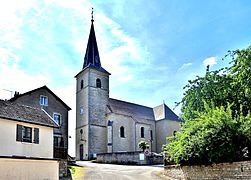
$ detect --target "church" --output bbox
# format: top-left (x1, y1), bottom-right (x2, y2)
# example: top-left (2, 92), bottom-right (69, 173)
top-left (75, 15), bottom-right (181, 160)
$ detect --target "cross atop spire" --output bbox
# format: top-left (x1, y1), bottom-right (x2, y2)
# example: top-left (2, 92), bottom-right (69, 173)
top-left (82, 8), bottom-right (110, 75)
top-left (91, 7), bottom-right (94, 22)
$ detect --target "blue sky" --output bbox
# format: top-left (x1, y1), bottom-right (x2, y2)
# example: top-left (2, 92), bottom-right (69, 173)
top-left (1, 0), bottom-right (251, 155)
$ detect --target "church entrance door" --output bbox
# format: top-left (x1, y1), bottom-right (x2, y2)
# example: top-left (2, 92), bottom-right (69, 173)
top-left (80, 144), bottom-right (84, 160)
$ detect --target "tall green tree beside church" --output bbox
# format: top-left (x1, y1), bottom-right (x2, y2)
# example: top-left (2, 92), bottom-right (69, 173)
top-left (177, 46), bottom-right (251, 120)
top-left (163, 104), bottom-right (251, 165)
top-left (164, 46), bottom-right (251, 165)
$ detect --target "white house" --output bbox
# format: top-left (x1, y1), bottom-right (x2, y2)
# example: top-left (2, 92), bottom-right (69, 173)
top-left (0, 100), bottom-right (59, 180)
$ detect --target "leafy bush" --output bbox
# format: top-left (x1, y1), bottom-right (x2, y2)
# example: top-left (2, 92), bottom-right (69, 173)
top-left (163, 104), bottom-right (251, 165)
top-left (138, 141), bottom-right (149, 152)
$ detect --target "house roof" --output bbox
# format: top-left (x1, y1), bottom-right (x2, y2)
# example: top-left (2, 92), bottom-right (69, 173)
top-left (10, 85), bottom-right (71, 111)
top-left (108, 98), bottom-right (155, 120)
top-left (0, 100), bottom-right (58, 127)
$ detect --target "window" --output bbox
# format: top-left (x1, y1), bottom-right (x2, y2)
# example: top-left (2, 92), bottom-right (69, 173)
top-left (96, 78), bottom-right (101, 88)
top-left (80, 107), bottom-right (84, 115)
top-left (53, 113), bottom-right (61, 125)
top-left (40, 95), bottom-right (48, 106)
top-left (141, 127), bottom-right (145, 138)
top-left (80, 80), bottom-right (84, 89)
top-left (22, 126), bottom-right (32, 143)
top-left (54, 135), bottom-right (64, 147)
top-left (120, 126), bottom-right (125, 138)
top-left (16, 125), bottom-right (39, 144)
top-left (150, 130), bottom-right (153, 141)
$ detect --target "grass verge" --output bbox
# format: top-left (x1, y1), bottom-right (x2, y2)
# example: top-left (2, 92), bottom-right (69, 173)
top-left (69, 166), bottom-right (87, 179)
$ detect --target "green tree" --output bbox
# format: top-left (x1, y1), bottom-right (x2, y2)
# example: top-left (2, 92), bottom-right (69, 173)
top-left (138, 141), bottom-right (149, 152)
top-left (165, 46), bottom-right (251, 165)
top-left (226, 46), bottom-right (251, 116)
top-left (163, 104), bottom-right (251, 165)
top-left (177, 46), bottom-right (251, 120)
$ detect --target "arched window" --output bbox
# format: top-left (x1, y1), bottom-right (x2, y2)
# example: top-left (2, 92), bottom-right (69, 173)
top-left (120, 126), bottom-right (125, 138)
top-left (80, 80), bottom-right (84, 89)
top-left (96, 78), bottom-right (101, 88)
top-left (141, 127), bottom-right (144, 138)
top-left (150, 130), bottom-right (153, 141)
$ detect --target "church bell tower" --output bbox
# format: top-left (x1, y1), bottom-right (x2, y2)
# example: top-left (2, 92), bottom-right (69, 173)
top-left (75, 9), bottom-right (110, 160)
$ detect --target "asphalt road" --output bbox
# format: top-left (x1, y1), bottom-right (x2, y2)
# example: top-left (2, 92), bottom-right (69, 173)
top-left (76, 161), bottom-right (164, 180)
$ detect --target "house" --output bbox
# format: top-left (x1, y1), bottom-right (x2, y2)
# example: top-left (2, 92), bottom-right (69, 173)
top-left (11, 85), bottom-right (71, 159)
top-left (0, 99), bottom-right (59, 180)
top-left (75, 16), bottom-right (181, 160)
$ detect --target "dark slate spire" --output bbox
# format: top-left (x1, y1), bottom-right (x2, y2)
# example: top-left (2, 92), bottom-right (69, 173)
top-left (82, 8), bottom-right (110, 75)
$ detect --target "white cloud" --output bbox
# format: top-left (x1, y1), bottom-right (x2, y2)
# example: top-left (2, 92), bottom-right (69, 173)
top-left (177, 62), bottom-right (192, 71)
top-left (0, 63), bottom-right (51, 99)
top-left (203, 56), bottom-right (217, 67)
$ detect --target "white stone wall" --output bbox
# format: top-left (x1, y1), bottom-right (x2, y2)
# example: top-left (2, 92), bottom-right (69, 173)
top-left (156, 119), bottom-right (181, 153)
top-left (0, 158), bottom-right (58, 180)
top-left (89, 125), bottom-right (107, 156)
top-left (135, 120), bottom-right (156, 152)
top-left (76, 70), bottom-right (89, 128)
top-left (76, 125), bottom-right (88, 160)
top-left (107, 113), bottom-right (135, 152)
top-left (76, 68), bottom-right (109, 160)
top-left (0, 118), bottom-right (54, 158)
top-left (76, 70), bottom-right (89, 160)
top-left (107, 113), bottom-right (157, 152)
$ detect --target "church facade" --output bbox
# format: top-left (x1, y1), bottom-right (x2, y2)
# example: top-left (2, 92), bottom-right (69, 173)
top-left (75, 18), bottom-right (181, 160)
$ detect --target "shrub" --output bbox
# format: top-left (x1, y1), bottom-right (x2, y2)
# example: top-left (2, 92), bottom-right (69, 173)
top-left (163, 103), bottom-right (251, 165)
top-left (138, 141), bottom-right (149, 152)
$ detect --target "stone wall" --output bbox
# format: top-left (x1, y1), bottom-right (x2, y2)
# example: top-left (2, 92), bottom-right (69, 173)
top-left (163, 160), bottom-right (251, 179)
top-left (76, 68), bottom-right (109, 160)
top-left (0, 157), bottom-right (58, 180)
top-left (59, 159), bottom-right (68, 177)
top-left (97, 152), bottom-right (163, 165)
top-left (156, 119), bottom-right (180, 153)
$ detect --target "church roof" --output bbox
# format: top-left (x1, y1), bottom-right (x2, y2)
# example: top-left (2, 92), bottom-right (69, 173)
top-left (82, 17), bottom-right (110, 75)
top-left (0, 100), bottom-right (58, 128)
top-left (108, 98), bottom-right (155, 120)
top-left (108, 98), bottom-right (180, 122)
top-left (153, 104), bottom-right (180, 121)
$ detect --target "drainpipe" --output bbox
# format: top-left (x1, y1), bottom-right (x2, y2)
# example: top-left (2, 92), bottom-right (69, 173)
top-left (112, 123), bottom-right (113, 153)
top-left (135, 122), bottom-right (137, 151)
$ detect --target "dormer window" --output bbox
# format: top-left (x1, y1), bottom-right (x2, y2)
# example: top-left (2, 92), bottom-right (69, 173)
top-left (96, 78), bottom-right (101, 88)
top-left (40, 95), bottom-right (48, 106)
top-left (80, 80), bottom-right (84, 89)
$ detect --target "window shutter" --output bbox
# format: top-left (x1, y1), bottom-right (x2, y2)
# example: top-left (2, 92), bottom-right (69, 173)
top-left (16, 124), bottom-right (23, 142)
top-left (34, 128), bottom-right (39, 144)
